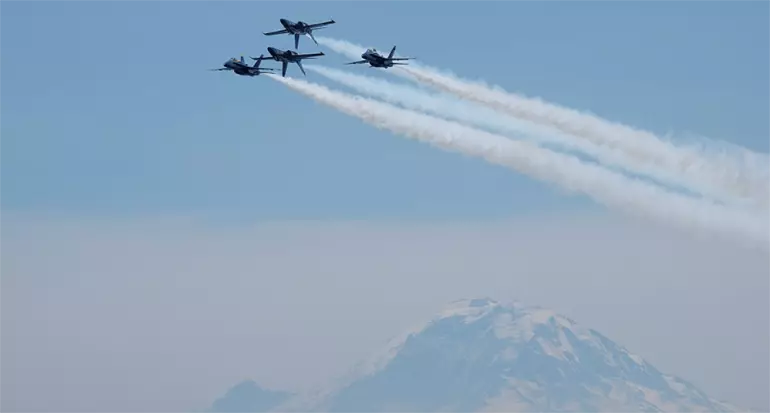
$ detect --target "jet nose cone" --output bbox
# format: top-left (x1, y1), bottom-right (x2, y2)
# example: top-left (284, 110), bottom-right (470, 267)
top-left (280, 18), bottom-right (289, 25)
top-left (267, 47), bottom-right (277, 54)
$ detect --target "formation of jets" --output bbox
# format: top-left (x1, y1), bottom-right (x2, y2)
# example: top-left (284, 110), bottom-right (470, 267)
top-left (210, 17), bottom-right (415, 78)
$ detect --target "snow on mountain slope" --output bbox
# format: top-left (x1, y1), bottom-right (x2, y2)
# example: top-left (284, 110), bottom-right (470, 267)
top-left (270, 297), bottom-right (742, 412)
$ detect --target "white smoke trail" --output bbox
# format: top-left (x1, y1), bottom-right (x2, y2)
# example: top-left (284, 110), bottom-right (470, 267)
top-left (305, 64), bottom-right (762, 210)
top-left (315, 36), bottom-right (770, 210)
top-left (304, 65), bottom-right (559, 149)
top-left (266, 74), bottom-right (768, 247)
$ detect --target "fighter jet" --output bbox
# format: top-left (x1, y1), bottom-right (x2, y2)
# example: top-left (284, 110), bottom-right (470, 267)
top-left (263, 18), bottom-right (336, 49)
top-left (209, 55), bottom-right (276, 76)
top-left (259, 47), bottom-right (325, 77)
top-left (345, 46), bottom-right (414, 68)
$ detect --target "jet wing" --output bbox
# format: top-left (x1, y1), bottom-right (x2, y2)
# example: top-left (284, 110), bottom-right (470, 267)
top-left (209, 68), bottom-right (231, 71)
top-left (345, 60), bottom-right (368, 65)
top-left (307, 19), bottom-right (335, 29)
top-left (389, 57), bottom-right (413, 60)
top-left (295, 52), bottom-right (325, 59)
top-left (263, 29), bottom-right (289, 36)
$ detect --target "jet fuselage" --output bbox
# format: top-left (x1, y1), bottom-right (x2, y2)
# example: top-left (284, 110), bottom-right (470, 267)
top-left (361, 50), bottom-right (392, 68)
top-left (267, 47), bottom-right (299, 62)
top-left (279, 19), bottom-right (310, 35)
top-left (223, 59), bottom-right (262, 76)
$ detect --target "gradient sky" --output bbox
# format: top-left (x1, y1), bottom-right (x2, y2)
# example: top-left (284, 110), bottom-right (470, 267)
top-left (2, 1), bottom-right (768, 412)
top-left (2, 1), bottom-right (768, 220)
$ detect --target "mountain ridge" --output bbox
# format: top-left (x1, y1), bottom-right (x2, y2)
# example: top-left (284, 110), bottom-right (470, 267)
top-left (210, 297), bottom-right (743, 412)
top-left (208, 379), bottom-right (294, 412)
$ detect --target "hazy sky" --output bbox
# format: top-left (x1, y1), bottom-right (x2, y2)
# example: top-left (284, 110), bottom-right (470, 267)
top-left (2, 1), bottom-right (768, 412)
top-left (3, 214), bottom-right (768, 412)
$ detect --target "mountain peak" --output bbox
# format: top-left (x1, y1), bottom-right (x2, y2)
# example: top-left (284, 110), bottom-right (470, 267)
top-left (216, 297), bottom-right (742, 412)
top-left (309, 297), bottom-right (740, 412)
top-left (434, 297), bottom-right (591, 350)
top-left (438, 297), bottom-right (501, 320)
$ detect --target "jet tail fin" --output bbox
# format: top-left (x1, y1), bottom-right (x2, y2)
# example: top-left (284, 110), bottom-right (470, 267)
top-left (307, 31), bottom-right (318, 45)
top-left (296, 60), bottom-right (306, 76)
top-left (387, 46), bottom-right (396, 60)
top-left (252, 54), bottom-right (264, 68)
top-left (294, 33), bottom-right (300, 49)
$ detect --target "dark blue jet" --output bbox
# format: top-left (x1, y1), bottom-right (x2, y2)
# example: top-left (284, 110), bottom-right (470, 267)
top-left (263, 18), bottom-right (336, 49)
top-left (345, 46), bottom-right (414, 68)
top-left (209, 55), bottom-right (276, 76)
top-left (259, 47), bottom-right (325, 77)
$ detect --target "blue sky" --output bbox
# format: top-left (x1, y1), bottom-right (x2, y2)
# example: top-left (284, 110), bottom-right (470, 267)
top-left (3, 1), bottom-right (767, 222)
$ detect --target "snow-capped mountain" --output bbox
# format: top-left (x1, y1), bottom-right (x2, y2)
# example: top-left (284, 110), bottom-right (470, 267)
top-left (211, 298), bottom-right (742, 412)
